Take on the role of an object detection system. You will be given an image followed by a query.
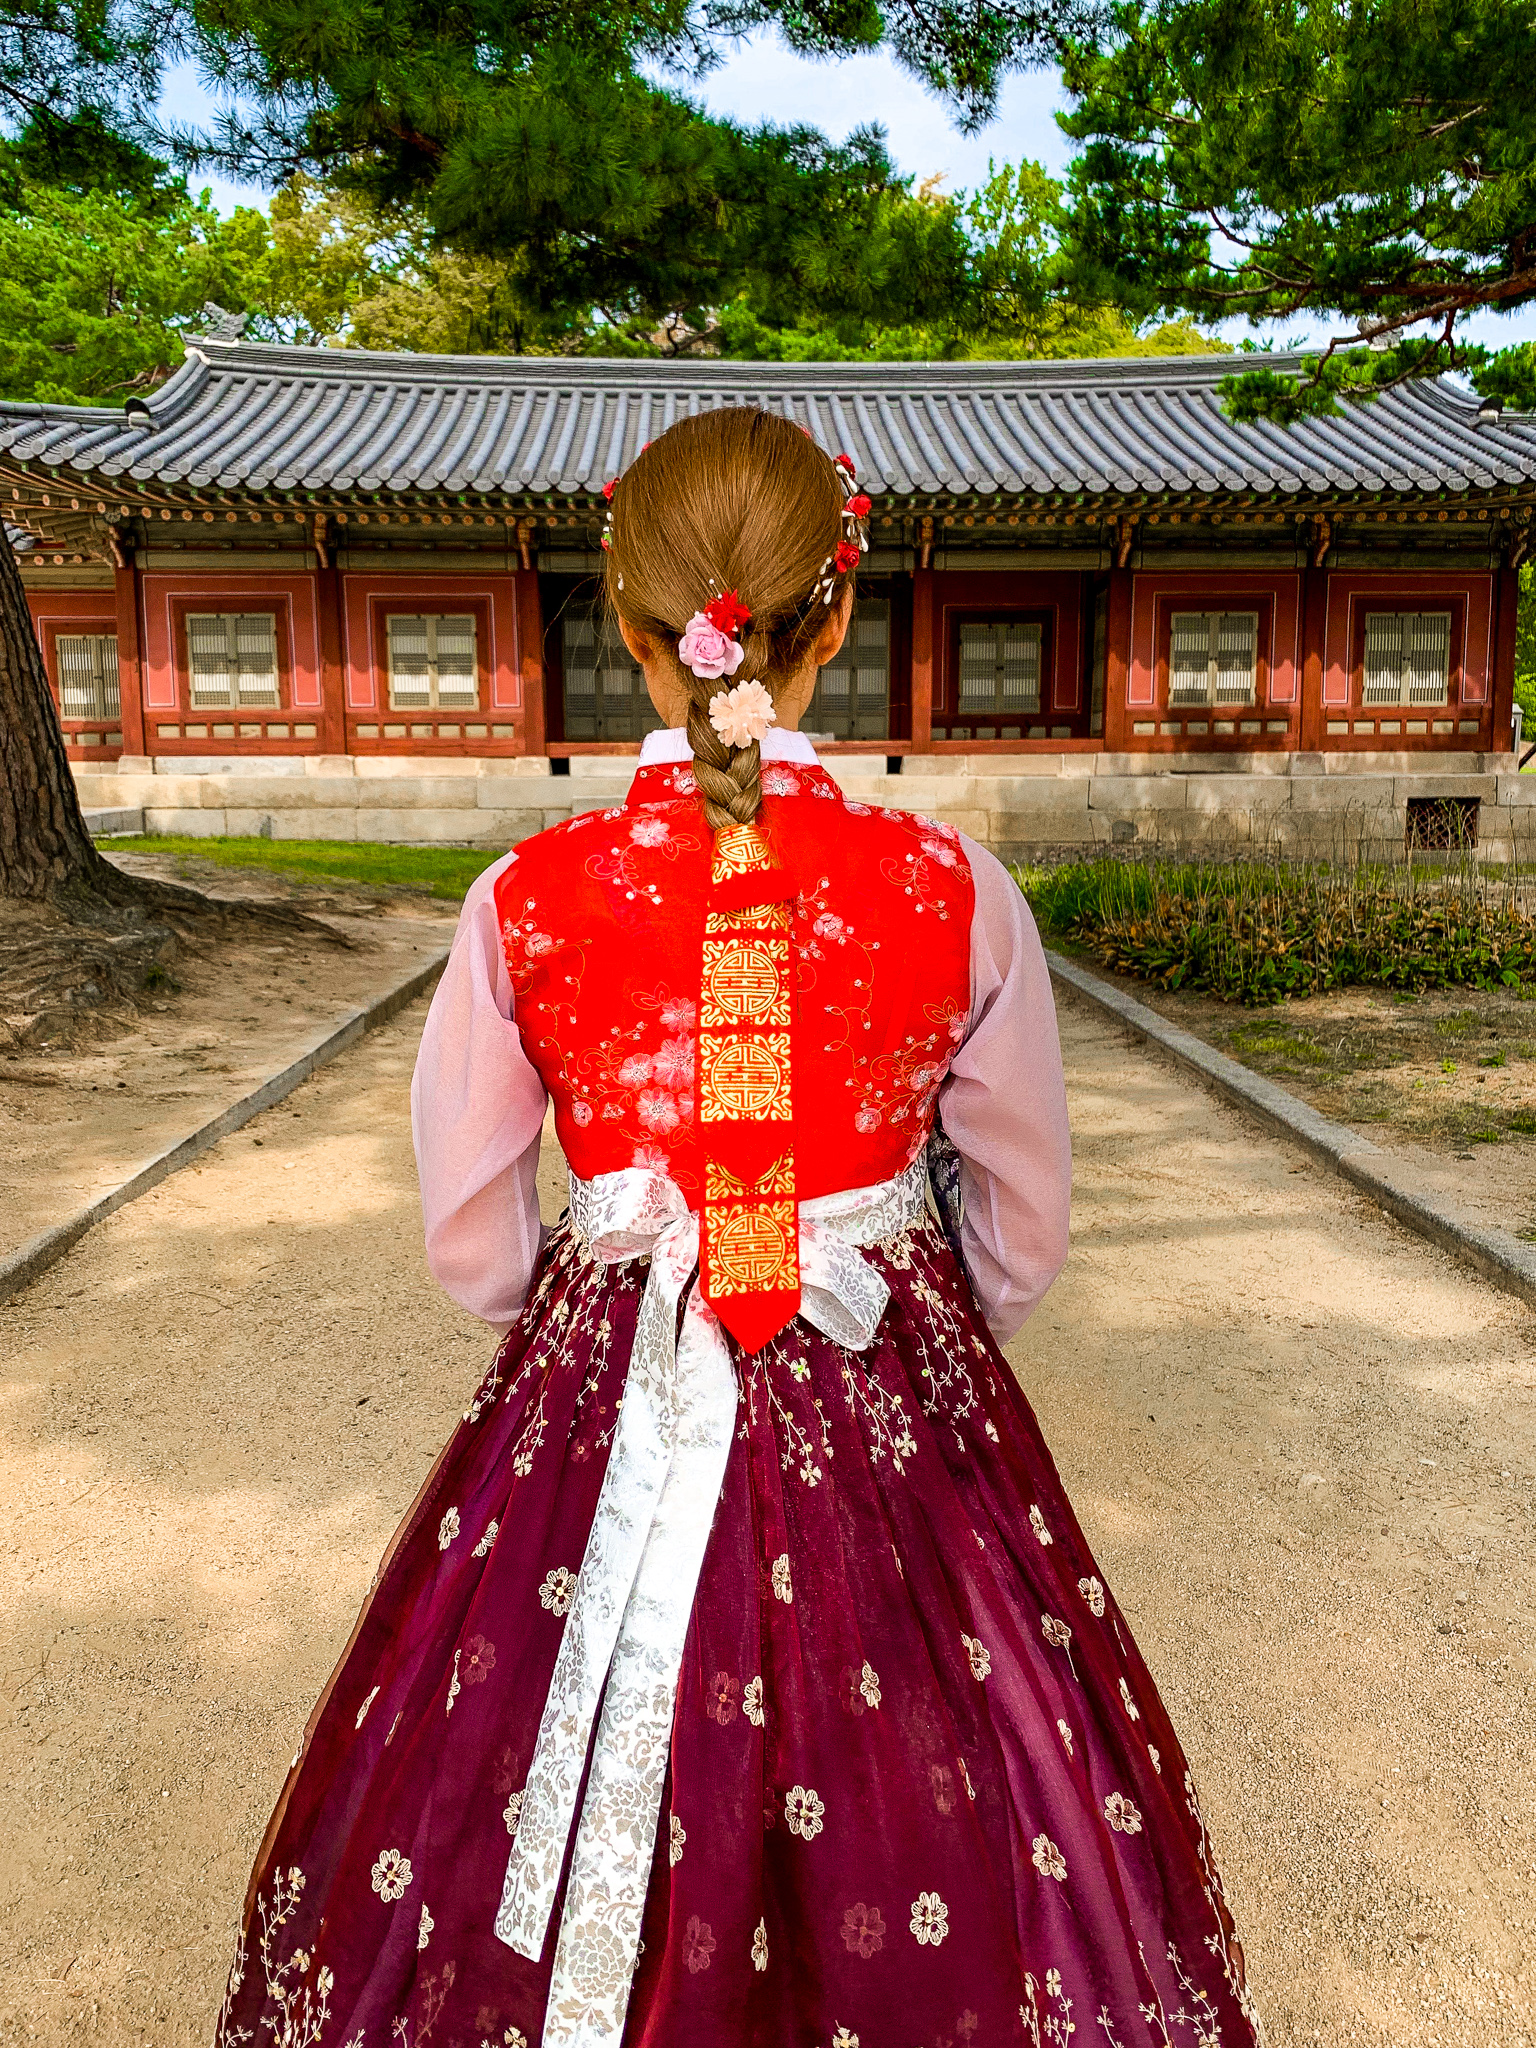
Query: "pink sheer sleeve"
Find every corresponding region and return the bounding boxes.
[938,836,1072,1344]
[410,853,549,1331]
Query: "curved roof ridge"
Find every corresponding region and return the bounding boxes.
[7,344,1536,500]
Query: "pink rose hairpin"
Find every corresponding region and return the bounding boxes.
[678,588,752,681]
[676,589,775,748]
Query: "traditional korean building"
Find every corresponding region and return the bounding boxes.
[5,340,1533,853]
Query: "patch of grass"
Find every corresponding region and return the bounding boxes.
[1508,1110,1536,1135]
[1020,853,1536,1005]
[1228,1023,1330,1067]
[113,834,502,902]
[1479,1050,1508,1067]
[1435,1009,1481,1038]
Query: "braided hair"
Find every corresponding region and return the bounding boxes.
[602,408,851,831]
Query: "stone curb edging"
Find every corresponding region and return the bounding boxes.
[0,947,451,1306]
[84,806,146,836]
[1045,948,1536,1313]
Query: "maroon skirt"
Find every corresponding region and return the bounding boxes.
[213,1211,1261,2048]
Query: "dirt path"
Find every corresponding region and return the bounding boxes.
[0,886,456,1257]
[1064,954,1536,1244]
[0,993,1532,2046]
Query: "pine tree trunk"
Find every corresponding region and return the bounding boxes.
[0,534,109,900]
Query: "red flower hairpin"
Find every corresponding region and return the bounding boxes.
[703,589,752,635]
[812,452,874,602]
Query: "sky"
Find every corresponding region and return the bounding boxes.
[160,35,1536,354]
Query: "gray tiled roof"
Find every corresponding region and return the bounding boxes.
[3,341,1535,501]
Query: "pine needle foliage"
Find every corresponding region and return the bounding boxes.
[1057,0,1536,423]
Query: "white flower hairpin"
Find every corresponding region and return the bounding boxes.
[708,677,777,749]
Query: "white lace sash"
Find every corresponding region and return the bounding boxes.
[494,1156,926,2046]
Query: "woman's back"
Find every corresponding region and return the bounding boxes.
[496,751,973,1203]
[213,407,1261,2048]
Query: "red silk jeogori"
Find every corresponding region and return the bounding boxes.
[494,758,975,1352]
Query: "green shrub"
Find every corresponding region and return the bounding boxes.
[1019,856,1536,1004]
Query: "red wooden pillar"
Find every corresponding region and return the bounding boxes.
[1100,566,1133,754]
[112,557,147,758]
[1490,561,1519,756]
[314,561,348,755]
[515,564,547,756]
[1297,564,1329,754]
[909,564,935,752]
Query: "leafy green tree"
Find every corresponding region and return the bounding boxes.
[0,124,261,402]
[0,141,1221,397]
[701,157,1226,361]
[1056,0,1536,421]
[237,172,585,354]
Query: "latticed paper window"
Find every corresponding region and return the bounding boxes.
[1362,612,1451,707]
[1167,612,1259,707]
[809,598,890,739]
[55,633,120,720]
[561,606,662,742]
[387,614,479,711]
[957,619,1042,717]
[187,613,280,709]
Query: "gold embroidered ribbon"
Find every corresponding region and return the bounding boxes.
[494,1158,926,2048]
[699,821,802,1352]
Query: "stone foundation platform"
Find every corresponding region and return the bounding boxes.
[75,751,1535,864]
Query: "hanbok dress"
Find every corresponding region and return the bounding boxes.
[213,729,1262,2048]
